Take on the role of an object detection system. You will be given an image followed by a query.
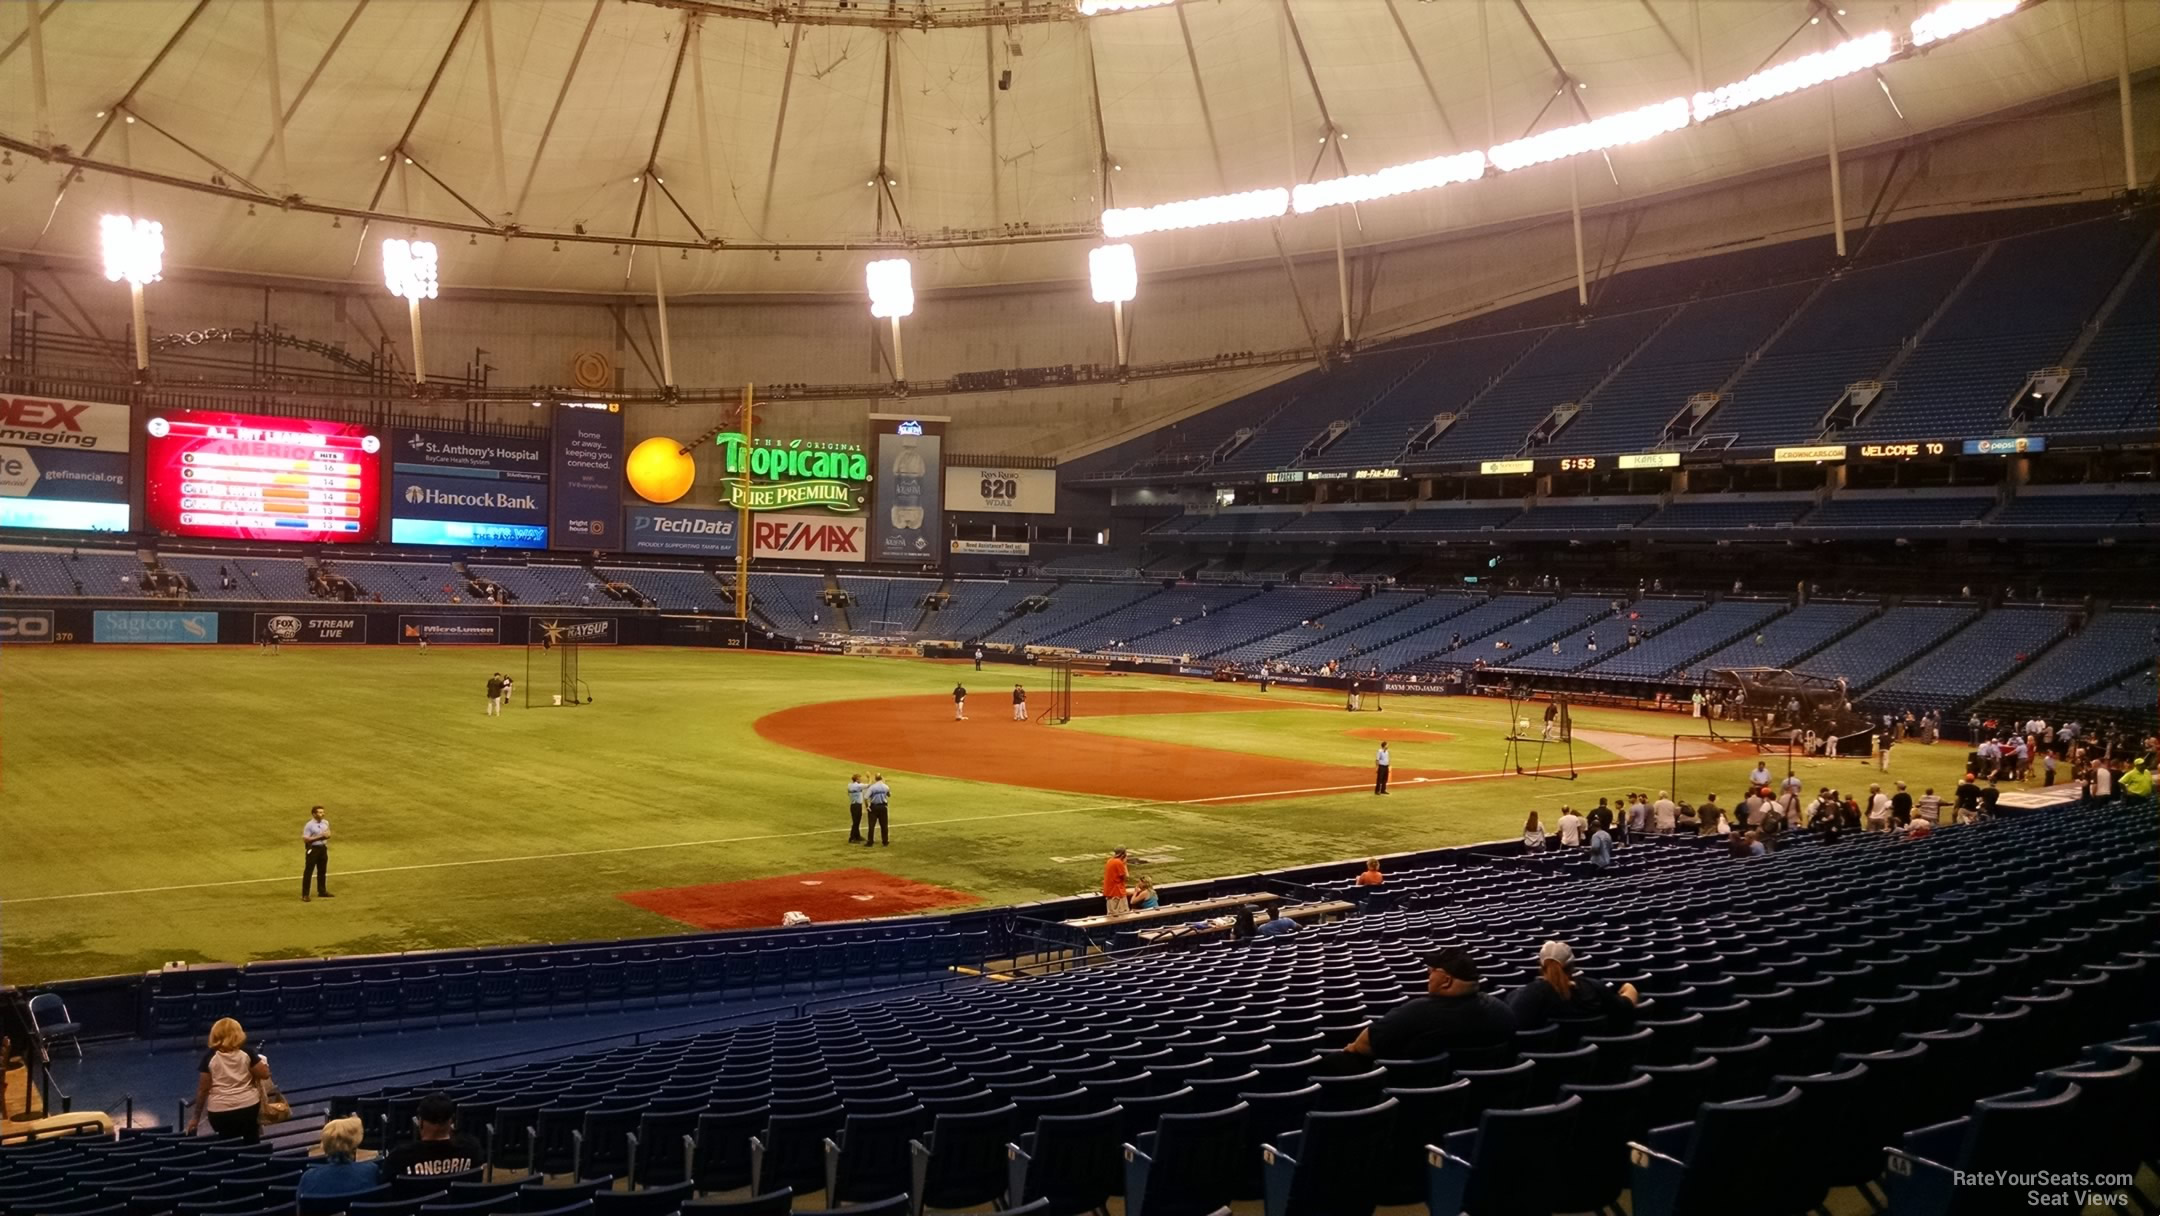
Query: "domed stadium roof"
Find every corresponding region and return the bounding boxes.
[1,0,2151,296]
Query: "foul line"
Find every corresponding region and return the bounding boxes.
[8,752,1744,906]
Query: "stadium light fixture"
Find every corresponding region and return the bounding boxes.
[382,238,440,302]
[1292,150,1487,214]
[866,258,914,381]
[1077,0,1177,14]
[1102,187,1290,239]
[1692,30,1894,121]
[1486,98,1690,173]
[100,214,163,374]
[382,238,440,384]
[1089,243,1138,368]
[1910,0,2020,45]
[1088,243,1138,304]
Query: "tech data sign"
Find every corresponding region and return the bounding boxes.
[752,512,868,563]
[717,434,869,512]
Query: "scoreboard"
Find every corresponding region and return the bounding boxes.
[145,409,383,543]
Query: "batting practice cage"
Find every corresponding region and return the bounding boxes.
[1039,658,1075,724]
[1343,680,1383,712]
[1499,683,1577,779]
[1710,667,1873,754]
[525,620,596,707]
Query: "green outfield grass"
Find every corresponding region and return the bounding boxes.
[0,646,1981,983]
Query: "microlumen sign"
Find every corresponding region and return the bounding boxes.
[716,433,869,513]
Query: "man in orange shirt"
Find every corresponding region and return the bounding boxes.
[1102,847,1131,916]
[1355,858,1384,886]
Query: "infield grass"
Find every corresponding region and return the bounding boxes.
[0,646,1980,983]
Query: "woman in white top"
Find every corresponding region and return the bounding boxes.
[190,1017,272,1142]
[1522,811,1546,852]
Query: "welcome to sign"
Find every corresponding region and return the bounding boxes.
[716,434,868,513]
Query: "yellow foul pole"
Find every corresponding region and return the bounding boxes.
[734,383,754,621]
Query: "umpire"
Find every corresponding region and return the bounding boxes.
[846,773,867,843]
[301,805,333,901]
[864,774,891,847]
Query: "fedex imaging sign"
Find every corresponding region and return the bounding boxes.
[0,396,132,452]
[752,512,867,563]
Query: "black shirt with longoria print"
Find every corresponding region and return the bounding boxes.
[378,1135,485,1178]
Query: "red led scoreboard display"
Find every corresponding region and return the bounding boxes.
[145,409,383,543]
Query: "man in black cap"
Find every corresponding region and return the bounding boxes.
[376,1092,483,1179]
[1341,944,1516,1059]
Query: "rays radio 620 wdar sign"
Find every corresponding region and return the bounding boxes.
[752,512,867,563]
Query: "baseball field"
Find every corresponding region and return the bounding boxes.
[0,646,1984,983]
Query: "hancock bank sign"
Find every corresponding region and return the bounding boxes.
[717,433,868,513]
[403,484,541,511]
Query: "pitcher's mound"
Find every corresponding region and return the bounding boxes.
[621,868,982,930]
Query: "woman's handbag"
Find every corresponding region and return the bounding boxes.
[257,1064,292,1125]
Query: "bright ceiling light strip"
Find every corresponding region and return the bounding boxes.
[1911,0,2020,46]
[1102,187,1290,238]
[1692,30,1894,121]
[1292,150,1487,214]
[1102,8,2020,235]
[1487,97,1691,173]
[1077,0,1176,14]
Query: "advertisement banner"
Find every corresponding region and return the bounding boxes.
[944,466,1056,514]
[950,539,1030,556]
[623,504,739,557]
[549,405,623,550]
[0,443,132,532]
[93,610,219,644]
[0,395,133,452]
[398,614,502,645]
[0,609,56,643]
[254,612,366,644]
[871,431,941,560]
[1963,436,2047,455]
[0,445,130,501]
[527,617,619,646]
[393,474,547,525]
[144,409,383,543]
[393,427,548,481]
[715,435,871,512]
[392,426,550,550]
[751,512,867,563]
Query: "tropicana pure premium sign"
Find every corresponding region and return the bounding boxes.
[716,433,869,513]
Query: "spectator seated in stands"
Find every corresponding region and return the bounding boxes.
[1131,878,1159,910]
[1354,858,1384,886]
[378,1092,484,1180]
[1505,941,1639,1031]
[297,1117,377,1203]
[1342,944,1516,1060]
[1255,906,1298,937]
